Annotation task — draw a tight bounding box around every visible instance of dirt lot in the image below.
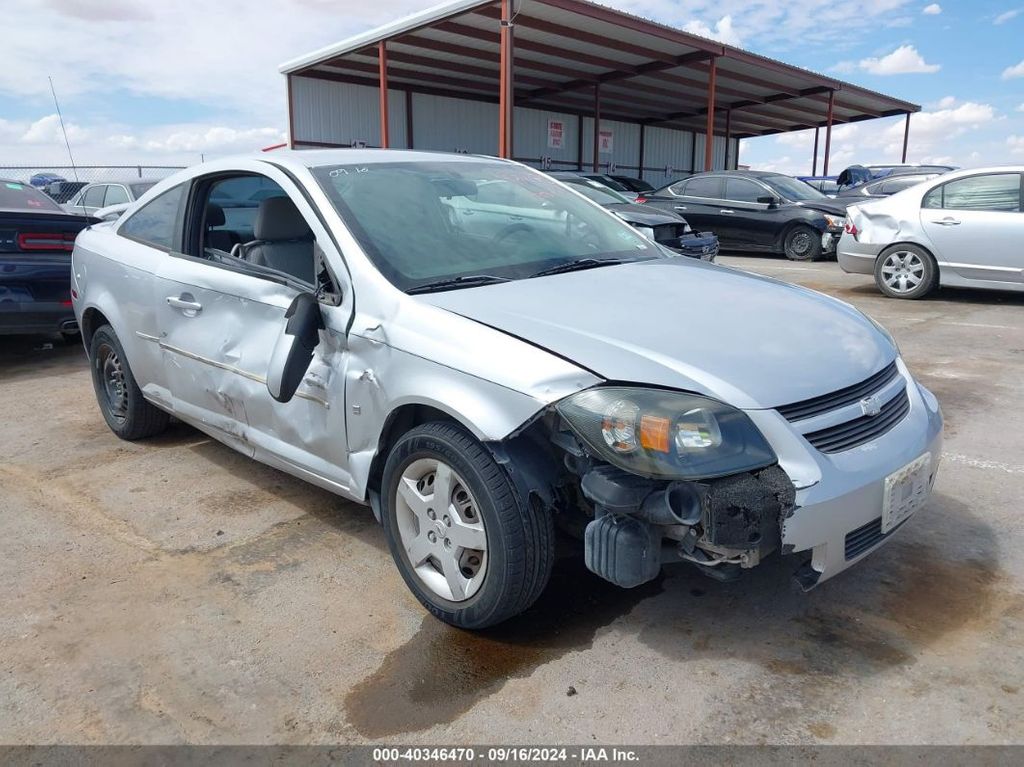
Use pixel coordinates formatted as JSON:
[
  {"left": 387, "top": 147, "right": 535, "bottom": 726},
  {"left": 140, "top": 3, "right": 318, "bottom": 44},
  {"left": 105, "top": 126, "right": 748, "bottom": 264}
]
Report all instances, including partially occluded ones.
[{"left": 2, "top": 256, "right": 1022, "bottom": 745}]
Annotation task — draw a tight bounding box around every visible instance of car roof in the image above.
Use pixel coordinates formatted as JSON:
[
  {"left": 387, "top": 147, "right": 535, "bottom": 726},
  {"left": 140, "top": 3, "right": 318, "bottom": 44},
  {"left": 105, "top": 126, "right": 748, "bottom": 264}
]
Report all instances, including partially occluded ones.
[{"left": 258, "top": 148, "right": 512, "bottom": 169}]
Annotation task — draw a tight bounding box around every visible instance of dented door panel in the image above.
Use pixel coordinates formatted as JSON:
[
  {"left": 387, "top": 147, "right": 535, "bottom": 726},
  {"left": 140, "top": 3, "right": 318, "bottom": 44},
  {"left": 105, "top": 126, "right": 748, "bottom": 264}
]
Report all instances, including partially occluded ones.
[{"left": 154, "top": 255, "right": 352, "bottom": 486}]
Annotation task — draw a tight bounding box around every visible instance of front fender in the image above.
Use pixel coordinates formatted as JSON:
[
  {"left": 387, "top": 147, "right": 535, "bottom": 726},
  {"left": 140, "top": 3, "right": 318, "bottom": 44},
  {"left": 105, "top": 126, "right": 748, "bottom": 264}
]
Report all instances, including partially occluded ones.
[{"left": 343, "top": 333, "right": 593, "bottom": 500}]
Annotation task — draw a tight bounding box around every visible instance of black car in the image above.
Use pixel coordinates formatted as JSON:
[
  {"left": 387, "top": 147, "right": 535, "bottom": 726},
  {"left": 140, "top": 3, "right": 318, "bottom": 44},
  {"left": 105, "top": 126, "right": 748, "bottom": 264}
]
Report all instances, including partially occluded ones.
[
  {"left": 834, "top": 172, "right": 940, "bottom": 201},
  {"left": 638, "top": 170, "right": 847, "bottom": 261},
  {"left": 608, "top": 175, "right": 656, "bottom": 194},
  {"left": 0, "top": 180, "right": 96, "bottom": 337},
  {"left": 557, "top": 175, "right": 718, "bottom": 261}
]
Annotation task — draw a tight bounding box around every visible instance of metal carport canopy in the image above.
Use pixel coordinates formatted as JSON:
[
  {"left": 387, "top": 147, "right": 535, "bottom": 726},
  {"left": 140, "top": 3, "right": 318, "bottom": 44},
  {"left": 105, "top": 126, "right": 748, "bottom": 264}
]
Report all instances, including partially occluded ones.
[{"left": 279, "top": 0, "right": 919, "bottom": 173}]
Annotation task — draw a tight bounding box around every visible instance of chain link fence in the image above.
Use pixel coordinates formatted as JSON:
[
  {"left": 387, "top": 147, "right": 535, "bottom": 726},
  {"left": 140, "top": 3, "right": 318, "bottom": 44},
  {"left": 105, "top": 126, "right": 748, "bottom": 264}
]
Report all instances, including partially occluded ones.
[{"left": 0, "top": 165, "right": 185, "bottom": 204}]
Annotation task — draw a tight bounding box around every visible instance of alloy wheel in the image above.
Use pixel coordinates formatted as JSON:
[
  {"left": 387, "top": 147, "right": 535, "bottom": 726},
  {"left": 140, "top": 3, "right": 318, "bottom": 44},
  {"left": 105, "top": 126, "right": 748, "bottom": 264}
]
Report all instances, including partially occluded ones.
[
  {"left": 880, "top": 250, "right": 925, "bottom": 294},
  {"left": 394, "top": 458, "right": 488, "bottom": 602}
]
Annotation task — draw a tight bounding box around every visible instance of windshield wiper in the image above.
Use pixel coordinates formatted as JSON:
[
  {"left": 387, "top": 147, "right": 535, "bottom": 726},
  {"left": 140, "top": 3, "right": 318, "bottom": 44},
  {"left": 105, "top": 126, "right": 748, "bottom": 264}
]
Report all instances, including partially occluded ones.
[
  {"left": 528, "top": 257, "right": 626, "bottom": 279},
  {"left": 406, "top": 274, "right": 510, "bottom": 294}
]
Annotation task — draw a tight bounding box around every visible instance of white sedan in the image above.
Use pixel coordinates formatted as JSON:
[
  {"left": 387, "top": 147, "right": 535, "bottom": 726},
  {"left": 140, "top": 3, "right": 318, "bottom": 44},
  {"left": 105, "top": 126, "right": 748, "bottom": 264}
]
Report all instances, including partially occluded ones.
[{"left": 838, "top": 166, "right": 1023, "bottom": 299}]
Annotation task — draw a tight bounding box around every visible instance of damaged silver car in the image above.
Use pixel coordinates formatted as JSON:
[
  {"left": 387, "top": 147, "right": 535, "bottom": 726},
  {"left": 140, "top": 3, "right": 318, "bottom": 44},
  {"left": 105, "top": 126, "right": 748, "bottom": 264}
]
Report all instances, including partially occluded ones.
[{"left": 72, "top": 150, "right": 943, "bottom": 629}]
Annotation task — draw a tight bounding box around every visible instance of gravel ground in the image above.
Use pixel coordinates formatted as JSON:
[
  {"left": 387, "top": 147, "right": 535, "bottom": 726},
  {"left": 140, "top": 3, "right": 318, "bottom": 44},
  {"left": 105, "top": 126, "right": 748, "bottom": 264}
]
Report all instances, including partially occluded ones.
[{"left": 1, "top": 255, "right": 1022, "bottom": 745}]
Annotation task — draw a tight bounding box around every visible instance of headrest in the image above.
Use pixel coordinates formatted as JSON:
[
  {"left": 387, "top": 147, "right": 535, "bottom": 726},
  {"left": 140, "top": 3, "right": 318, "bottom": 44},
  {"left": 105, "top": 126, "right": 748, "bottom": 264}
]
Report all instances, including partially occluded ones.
[
  {"left": 205, "top": 203, "right": 225, "bottom": 227},
  {"left": 253, "top": 196, "right": 310, "bottom": 241}
]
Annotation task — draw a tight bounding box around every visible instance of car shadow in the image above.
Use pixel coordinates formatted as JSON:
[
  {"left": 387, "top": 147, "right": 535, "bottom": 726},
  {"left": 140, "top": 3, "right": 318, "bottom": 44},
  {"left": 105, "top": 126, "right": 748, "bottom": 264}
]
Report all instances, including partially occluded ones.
[
  {"left": 0, "top": 333, "right": 87, "bottom": 382},
  {"left": 342, "top": 492, "right": 1014, "bottom": 738}
]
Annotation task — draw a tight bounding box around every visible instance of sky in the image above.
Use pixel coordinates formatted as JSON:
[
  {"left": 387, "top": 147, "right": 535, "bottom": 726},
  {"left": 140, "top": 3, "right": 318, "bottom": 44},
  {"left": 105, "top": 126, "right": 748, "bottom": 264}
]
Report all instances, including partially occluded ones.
[{"left": 2, "top": 0, "right": 1022, "bottom": 175}]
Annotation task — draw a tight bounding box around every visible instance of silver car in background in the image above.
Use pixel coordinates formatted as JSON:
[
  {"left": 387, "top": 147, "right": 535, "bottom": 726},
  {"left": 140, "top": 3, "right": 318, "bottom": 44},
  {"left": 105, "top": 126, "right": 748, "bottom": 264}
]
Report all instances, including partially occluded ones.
[
  {"left": 72, "top": 150, "right": 942, "bottom": 629},
  {"left": 839, "top": 166, "right": 1024, "bottom": 299}
]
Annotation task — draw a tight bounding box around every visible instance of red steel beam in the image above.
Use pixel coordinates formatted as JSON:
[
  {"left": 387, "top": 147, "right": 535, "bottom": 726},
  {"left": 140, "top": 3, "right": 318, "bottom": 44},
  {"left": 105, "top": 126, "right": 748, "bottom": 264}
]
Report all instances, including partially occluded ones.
[
  {"left": 823, "top": 89, "right": 835, "bottom": 176},
  {"left": 378, "top": 41, "right": 390, "bottom": 148},
  {"left": 723, "top": 109, "right": 732, "bottom": 169},
  {"left": 812, "top": 126, "right": 819, "bottom": 176},
  {"left": 498, "top": 0, "right": 513, "bottom": 158},
  {"left": 901, "top": 112, "right": 911, "bottom": 163},
  {"left": 704, "top": 56, "right": 717, "bottom": 171},
  {"left": 286, "top": 74, "right": 296, "bottom": 148},
  {"left": 592, "top": 83, "right": 601, "bottom": 173}
]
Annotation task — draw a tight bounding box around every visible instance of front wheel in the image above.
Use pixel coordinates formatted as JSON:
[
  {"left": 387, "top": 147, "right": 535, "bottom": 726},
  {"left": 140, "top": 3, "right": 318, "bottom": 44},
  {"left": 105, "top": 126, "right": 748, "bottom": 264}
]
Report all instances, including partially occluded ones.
[
  {"left": 89, "top": 325, "right": 170, "bottom": 440},
  {"left": 874, "top": 245, "right": 938, "bottom": 299},
  {"left": 381, "top": 421, "right": 554, "bottom": 629},
  {"left": 783, "top": 225, "right": 823, "bottom": 261}
]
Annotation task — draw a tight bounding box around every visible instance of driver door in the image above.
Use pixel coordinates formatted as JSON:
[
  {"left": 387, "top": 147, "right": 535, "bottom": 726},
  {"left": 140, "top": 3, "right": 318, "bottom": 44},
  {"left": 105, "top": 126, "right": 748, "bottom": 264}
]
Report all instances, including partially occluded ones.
[{"left": 154, "top": 167, "right": 355, "bottom": 492}]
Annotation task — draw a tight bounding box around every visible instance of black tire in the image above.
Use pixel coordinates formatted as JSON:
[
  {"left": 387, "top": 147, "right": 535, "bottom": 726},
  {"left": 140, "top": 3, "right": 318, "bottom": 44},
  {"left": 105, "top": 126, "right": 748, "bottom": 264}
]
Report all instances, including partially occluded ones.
[
  {"left": 381, "top": 421, "right": 554, "bottom": 629},
  {"left": 89, "top": 324, "right": 170, "bottom": 440},
  {"left": 783, "top": 225, "right": 824, "bottom": 261},
  {"left": 874, "top": 244, "right": 938, "bottom": 300}
]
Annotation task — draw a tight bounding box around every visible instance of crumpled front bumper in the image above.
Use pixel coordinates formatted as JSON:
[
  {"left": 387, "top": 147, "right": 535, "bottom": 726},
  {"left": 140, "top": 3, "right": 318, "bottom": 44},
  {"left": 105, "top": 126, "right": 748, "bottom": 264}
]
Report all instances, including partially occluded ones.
[
  {"left": 771, "top": 377, "right": 944, "bottom": 587},
  {"left": 670, "top": 232, "right": 719, "bottom": 261}
]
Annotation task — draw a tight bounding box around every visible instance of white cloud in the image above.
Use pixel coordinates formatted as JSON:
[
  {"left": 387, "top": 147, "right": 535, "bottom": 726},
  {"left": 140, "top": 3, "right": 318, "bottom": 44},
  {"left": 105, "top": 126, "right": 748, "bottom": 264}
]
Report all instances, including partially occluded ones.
[
  {"left": 1002, "top": 60, "right": 1024, "bottom": 79},
  {"left": 1008, "top": 136, "right": 1024, "bottom": 156},
  {"left": 934, "top": 96, "right": 957, "bottom": 109},
  {"left": 682, "top": 15, "right": 742, "bottom": 46},
  {"left": 994, "top": 8, "right": 1021, "bottom": 24},
  {"left": 0, "top": 114, "right": 284, "bottom": 165},
  {"left": 741, "top": 100, "right": 999, "bottom": 176},
  {"left": 1017, "top": 103, "right": 1024, "bottom": 112},
  {"left": 922, "top": 3, "right": 942, "bottom": 14},
  {"left": 859, "top": 45, "right": 941, "bottom": 74}
]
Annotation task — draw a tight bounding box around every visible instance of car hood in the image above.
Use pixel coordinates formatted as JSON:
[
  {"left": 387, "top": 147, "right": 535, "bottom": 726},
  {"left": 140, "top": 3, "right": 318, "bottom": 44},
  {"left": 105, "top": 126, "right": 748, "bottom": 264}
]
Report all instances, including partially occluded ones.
[
  {"left": 604, "top": 203, "right": 684, "bottom": 226},
  {"left": 793, "top": 199, "right": 849, "bottom": 215},
  {"left": 417, "top": 258, "right": 894, "bottom": 410}
]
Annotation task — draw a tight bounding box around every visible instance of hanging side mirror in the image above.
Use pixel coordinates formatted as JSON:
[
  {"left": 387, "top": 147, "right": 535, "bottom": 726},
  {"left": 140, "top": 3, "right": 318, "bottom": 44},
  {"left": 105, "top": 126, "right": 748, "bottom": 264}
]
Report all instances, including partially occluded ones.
[{"left": 267, "top": 292, "right": 324, "bottom": 403}]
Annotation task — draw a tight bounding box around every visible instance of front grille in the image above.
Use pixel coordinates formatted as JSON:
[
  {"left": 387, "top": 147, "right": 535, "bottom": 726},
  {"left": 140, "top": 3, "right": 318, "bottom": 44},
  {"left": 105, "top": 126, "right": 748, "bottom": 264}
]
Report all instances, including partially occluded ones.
[
  {"left": 803, "top": 388, "right": 910, "bottom": 453},
  {"left": 845, "top": 515, "right": 909, "bottom": 560},
  {"left": 777, "top": 361, "right": 899, "bottom": 422}
]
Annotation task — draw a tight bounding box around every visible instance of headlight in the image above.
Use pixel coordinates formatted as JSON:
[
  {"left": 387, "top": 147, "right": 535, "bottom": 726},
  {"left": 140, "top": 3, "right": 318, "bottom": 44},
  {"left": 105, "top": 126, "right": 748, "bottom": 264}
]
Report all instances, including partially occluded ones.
[
  {"left": 633, "top": 225, "right": 655, "bottom": 241},
  {"left": 823, "top": 214, "right": 845, "bottom": 229},
  {"left": 556, "top": 387, "right": 776, "bottom": 480}
]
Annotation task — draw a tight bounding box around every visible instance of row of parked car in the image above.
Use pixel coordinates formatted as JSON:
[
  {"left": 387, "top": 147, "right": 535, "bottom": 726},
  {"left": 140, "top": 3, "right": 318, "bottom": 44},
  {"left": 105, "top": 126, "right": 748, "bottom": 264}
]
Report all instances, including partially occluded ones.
[{"left": 560, "top": 162, "right": 1023, "bottom": 300}]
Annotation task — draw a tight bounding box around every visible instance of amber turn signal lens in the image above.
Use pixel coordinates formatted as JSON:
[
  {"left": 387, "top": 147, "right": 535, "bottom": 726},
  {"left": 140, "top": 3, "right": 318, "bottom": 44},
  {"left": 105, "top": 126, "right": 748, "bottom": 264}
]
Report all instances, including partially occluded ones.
[{"left": 639, "top": 414, "right": 671, "bottom": 453}]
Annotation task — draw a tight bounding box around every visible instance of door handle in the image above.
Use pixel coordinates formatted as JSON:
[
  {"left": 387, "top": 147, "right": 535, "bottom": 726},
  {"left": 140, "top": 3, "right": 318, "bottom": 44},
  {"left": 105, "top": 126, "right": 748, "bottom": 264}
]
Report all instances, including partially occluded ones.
[
  {"left": 719, "top": 209, "right": 735, "bottom": 214},
  {"left": 673, "top": 205, "right": 688, "bottom": 211},
  {"left": 166, "top": 294, "right": 203, "bottom": 314},
  {"left": 931, "top": 217, "right": 960, "bottom": 226}
]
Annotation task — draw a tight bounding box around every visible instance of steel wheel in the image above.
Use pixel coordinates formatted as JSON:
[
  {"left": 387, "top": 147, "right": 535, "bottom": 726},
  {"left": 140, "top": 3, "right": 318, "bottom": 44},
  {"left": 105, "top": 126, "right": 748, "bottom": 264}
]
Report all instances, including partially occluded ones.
[
  {"left": 96, "top": 342, "right": 128, "bottom": 424},
  {"left": 880, "top": 250, "right": 925, "bottom": 294},
  {"left": 394, "top": 457, "right": 488, "bottom": 602},
  {"left": 790, "top": 230, "right": 812, "bottom": 256}
]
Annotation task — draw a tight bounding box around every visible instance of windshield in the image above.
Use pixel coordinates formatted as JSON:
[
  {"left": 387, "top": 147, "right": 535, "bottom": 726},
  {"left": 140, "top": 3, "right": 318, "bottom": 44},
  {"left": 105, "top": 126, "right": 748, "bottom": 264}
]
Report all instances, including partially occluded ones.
[
  {"left": 313, "top": 161, "right": 659, "bottom": 292},
  {"left": 0, "top": 181, "right": 63, "bottom": 212},
  {"left": 763, "top": 175, "right": 829, "bottom": 202},
  {"left": 562, "top": 179, "right": 631, "bottom": 205}
]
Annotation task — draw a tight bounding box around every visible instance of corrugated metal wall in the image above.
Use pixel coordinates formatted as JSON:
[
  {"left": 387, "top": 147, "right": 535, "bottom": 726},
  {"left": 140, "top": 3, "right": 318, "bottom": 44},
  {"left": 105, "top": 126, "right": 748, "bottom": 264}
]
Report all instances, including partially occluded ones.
[
  {"left": 290, "top": 76, "right": 740, "bottom": 184},
  {"left": 292, "top": 77, "right": 406, "bottom": 148}
]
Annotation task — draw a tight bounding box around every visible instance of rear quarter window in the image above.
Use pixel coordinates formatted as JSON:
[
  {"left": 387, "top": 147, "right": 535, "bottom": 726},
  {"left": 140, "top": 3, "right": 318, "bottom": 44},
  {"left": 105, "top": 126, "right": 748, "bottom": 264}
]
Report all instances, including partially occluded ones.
[{"left": 119, "top": 183, "right": 188, "bottom": 251}]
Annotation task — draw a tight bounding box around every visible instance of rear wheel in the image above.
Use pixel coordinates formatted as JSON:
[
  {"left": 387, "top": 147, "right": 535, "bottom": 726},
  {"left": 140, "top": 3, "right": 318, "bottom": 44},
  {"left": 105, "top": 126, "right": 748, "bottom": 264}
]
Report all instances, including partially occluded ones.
[
  {"left": 874, "top": 244, "right": 938, "bottom": 299},
  {"left": 89, "top": 325, "right": 169, "bottom": 440},
  {"left": 381, "top": 421, "right": 554, "bottom": 629},
  {"left": 783, "top": 225, "right": 823, "bottom": 261}
]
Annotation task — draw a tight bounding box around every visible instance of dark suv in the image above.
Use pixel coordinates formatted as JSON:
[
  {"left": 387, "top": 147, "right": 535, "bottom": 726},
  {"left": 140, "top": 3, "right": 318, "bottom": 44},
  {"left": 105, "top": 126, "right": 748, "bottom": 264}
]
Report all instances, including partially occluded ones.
[{"left": 638, "top": 170, "right": 848, "bottom": 261}]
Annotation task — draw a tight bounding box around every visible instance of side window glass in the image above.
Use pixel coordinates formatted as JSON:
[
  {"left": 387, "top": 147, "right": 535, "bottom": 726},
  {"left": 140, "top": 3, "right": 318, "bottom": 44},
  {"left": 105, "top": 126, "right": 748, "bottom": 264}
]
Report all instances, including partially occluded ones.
[
  {"left": 724, "top": 178, "right": 764, "bottom": 203},
  {"left": 668, "top": 181, "right": 687, "bottom": 196},
  {"left": 940, "top": 174, "right": 1021, "bottom": 212},
  {"left": 204, "top": 175, "right": 316, "bottom": 285},
  {"left": 120, "top": 183, "right": 187, "bottom": 251},
  {"left": 684, "top": 176, "right": 723, "bottom": 199},
  {"left": 83, "top": 186, "right": 106, "bottom": 208},
  {"left": 921, "top": 186, "right": 943, "bottom": 209},
  {"left": 104, "top": 185, "right": 130, "bottom": 206}
]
